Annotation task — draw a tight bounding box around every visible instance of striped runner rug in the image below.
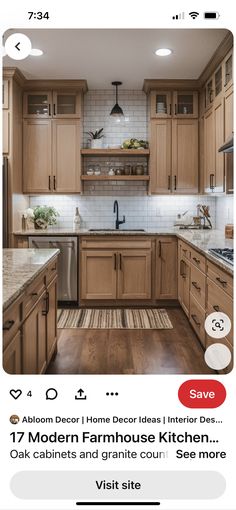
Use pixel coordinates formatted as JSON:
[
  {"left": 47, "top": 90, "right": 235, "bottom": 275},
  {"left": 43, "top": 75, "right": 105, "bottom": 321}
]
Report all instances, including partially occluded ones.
[{"left": 57, "top": 309, "right": 173, "bottom": 329}]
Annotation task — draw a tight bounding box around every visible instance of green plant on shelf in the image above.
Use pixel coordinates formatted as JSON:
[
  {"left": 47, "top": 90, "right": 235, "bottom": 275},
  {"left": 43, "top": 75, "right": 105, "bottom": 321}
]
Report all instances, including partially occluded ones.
[{"left": 33, "top": 205, "right": 59, "bottom": 229}]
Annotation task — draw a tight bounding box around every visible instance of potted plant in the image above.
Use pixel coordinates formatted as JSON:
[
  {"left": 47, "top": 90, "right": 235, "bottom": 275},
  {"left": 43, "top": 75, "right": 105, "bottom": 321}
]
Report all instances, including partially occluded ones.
[
  {"left": 86, "top": 128, "right": 104, "bottom": 149},
  {"left": 24, "top": 205, "right": 59, "bottom": 229}
]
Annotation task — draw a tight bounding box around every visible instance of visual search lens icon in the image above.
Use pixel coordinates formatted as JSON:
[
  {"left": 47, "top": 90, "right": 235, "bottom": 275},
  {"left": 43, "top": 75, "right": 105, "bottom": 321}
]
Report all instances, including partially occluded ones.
[
  {"left": 211, "top": 318, "right": 224, "bottom": 332},
  {"left": 189, "top": 11, "right": 199, "bottom": 19}
]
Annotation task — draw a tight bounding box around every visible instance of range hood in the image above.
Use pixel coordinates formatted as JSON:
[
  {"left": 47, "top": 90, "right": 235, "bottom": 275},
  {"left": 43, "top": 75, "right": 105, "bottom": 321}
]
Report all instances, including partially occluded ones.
[{"left": 218, "top": 137, "right": 234, "bottom": 153}]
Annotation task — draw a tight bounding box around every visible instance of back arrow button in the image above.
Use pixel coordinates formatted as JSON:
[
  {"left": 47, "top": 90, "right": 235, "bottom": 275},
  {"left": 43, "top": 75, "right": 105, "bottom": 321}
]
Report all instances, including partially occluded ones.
[{"left": 15, "top": 42, "right": 21, "bottom": 51}]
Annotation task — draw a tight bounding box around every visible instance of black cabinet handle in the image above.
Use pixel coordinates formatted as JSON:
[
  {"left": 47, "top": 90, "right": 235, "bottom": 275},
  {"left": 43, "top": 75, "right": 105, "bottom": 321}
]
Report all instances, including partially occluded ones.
[
  {"left": 174, "top": 175, "right": 177, "bottom": 190},
  {"left": 48, "top": 175, "right": 51, "bottom": 190},
  {"left": 192, "top": 281, "right": 201, "bottom": 291},
  {"left": 213, "top": 305, "right": 220, "bottom": 312},
  {"left": 114, "top": 253, "right": 116, "bottom": 270},
  {"left": 119, "top": 253, "right": 122, "bottom": 270},
  {"left": 48, "top": 104, "right": 51, "bottom": 116},
  {"left": 31, "top": 292, "right": 38, "bottom": 297},
  {"left": 191, "top": 314, "right": 201, "bottom": 327},
  {"left": 53, "top": 176, "right": 56, "bottom": 190},
  {"left": 180, "top": 260, "right": 186, "bottom": 278},
  {"left": 53, "top": 104, "right": 56, "bottom": 116},
  {"left": 169, "top": 104, "right": 172, "bottom": 116},
  {"left": 210, "top": 173, "right": 215, "bottom": 190},
  {"left": 168, "top": 175, "right": 171, "bottom": 190},
  {"left": 159, "top": 240, "right": 162, "bottom": 258},
  {"left": 174, "top": 103, "right": 177, "bottom": 115},
  {"left": 3, "top": 320, "right": 15, "bottom": 331},
  {"left": 42, "top": 292, "right": 49, "bottom": 316},
  {"left": 193, "top": 257, "right": 200, "bottom": 264},
  {"left": 216, "top": 277, "right": 227, "bottom": 286}
]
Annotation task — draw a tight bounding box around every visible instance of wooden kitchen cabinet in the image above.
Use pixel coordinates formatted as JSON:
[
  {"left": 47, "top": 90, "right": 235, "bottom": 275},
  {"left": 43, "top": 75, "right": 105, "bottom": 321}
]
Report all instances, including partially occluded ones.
[
  {"left": 172, "top": 119, "right": 198, "bottom": 193},
  {"left": 150, "top": 90, "right": 198, "bottom": 118},
  {"left": 3, "top": 110, "right": 10, "bottom": 154},
  {"left": 204, "top": 96, "right": 224, "bottom": 193},
  {"left": 52, "top": 120, "right": 81, "bottom": 192},
  {"left": 156, "top": 237, "right": 177, "bottom": 299},
  {"left": 150, "top": 118, "right": 198, "bottom": 194},
  {"left": 117, "top": 250, "right": 151, "bottom": 299},
  {"left": 81, "top": 250, "right": 117, "bottom": 300},
  {"left": 80, "top": 237, "right": 152, "bottom": 302},
  {"left": 223, "top": 49, "right": 233, "bottom": 92},
  {"left": 46, "top": 277, "right": 58, "bottom": 362},
  {"left": 23, "top": 118, "right": 81, "bottom": 193},
  {"left": 23, "top": 90, "right": 81, "bottom": 118},
  {"left": 150, "top": 119, "right": 171, "bottom": 193},
  {"left": 23, "top": 119, "right": 52, "bottom": 193},
  {"left": 23, "top": 291, "right": 47, "bottom": 374},
  {"left": 178, "top": 256, "right": 190, "bottom": 317},
  {"left": 2, "top": 79, "right": 9, "bottom": 109},
  {"left": 224, "top": 85, "right": 233, "bottom": 142},
  {"left": 3, "top": 330, "right": 22, "bottom": 375}
]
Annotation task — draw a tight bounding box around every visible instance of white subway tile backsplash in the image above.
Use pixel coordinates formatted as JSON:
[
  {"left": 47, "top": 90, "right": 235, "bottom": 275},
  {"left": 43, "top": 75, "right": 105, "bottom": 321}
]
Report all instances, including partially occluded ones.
[{"left": 215, "top": 195, "right": 234, "bottom": 230}]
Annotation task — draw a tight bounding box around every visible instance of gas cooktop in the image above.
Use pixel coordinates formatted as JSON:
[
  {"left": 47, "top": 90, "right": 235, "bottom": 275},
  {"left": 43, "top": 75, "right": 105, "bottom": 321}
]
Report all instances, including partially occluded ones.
[{"left": 208, "top": 248, "right": 234, "bottom": 265}]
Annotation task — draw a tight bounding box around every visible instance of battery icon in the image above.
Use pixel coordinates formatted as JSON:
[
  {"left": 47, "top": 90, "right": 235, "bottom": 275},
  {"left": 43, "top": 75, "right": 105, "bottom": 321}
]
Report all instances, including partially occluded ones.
[{"left": 204, "top": 12, "right": 220, "bottom": 19}]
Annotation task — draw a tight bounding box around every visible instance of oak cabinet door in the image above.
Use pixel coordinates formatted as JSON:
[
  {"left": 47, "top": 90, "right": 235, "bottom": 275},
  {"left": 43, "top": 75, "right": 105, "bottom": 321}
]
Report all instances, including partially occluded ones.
[
  {"left": 52, "top": 91, "right": 81, "bottom": 118},
  {"left": 156, "top": 237, "right": 177, "bottom": 299},
  {"left": 117, "top": 250, "right": 151, "bottom": 299},
  {"left": 173, "top": 91, "right": 198, "bottom": 118},
  {"left": 150, "top": 119, "right": 171, "bottom": 193},
  {"left": 3, "top": 330, "right": 22, "bottom": 374},
  {"left": 52, "top": 119, "right": 81, "bottom": 192},
  {"left": 47, "top": 278, "right": 58, "bottom": 363},
  {"left": 23, "top": 119, "right": 52, "bottom": 193},
  {"left": 150, "top": 91, "right": 172, "bottom": 118},
  {"left": 3, "top": 110, "right": 9, "bottom": 154},
  {"left": 23, "top": 294, "right": 47, "bottom": 374},
  {"left": 81, "top": 250, "right": 117, "bottom": 300},
  {"left": 224, "top": 85, "right": 233, "bottom": 142},
  {"left": 172, "top": 119, "right": 198, "bottom": 193},
  {"left": 23, "top": 91, "right": 52, "bottom": 118},
  {"left": 214, "top": 97, "right": 224, "bottom": 192},
  {"left": 178, "top": 257, "right": 190, "bottom": 317},
  {"left": 204, "top": 109, "right": 215, "bottom": 193}
]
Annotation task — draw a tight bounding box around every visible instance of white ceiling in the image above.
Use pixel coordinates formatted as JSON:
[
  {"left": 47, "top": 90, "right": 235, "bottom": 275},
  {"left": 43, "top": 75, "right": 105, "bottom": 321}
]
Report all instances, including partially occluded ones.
[{"left": 3, "top": 29, "right": 229, "bottom": 89}]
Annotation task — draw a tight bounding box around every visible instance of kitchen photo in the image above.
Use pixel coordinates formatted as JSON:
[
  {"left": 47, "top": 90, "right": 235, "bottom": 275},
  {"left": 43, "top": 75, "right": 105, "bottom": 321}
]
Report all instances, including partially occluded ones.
[{"left": 2, "top": 28, "right": 234, "bottom": 375}]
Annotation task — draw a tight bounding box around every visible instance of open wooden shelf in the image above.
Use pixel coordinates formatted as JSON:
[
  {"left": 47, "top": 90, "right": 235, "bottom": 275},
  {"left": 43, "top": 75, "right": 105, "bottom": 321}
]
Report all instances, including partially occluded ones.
[
  {"left": 81, "top": 175, "right": 150, "bottom": 181},
  {"left": 81, "top": 148, "right": 150, "bottom": 156}
]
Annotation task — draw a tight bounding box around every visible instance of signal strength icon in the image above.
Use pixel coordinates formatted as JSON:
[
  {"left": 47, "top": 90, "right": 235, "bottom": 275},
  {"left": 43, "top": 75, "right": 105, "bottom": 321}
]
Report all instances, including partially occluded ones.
[
  {"left": 189, "top": 11, "right": 199, "bottom": 19},
  {"left": 172, "top": 12, "right": 185, "bottom": 20}
]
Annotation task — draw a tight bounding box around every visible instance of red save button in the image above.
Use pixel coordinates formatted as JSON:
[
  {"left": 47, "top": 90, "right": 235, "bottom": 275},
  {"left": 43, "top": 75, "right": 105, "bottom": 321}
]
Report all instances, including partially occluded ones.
[{"left": 178, "top": 380, "right": 226, "bottom": 408}]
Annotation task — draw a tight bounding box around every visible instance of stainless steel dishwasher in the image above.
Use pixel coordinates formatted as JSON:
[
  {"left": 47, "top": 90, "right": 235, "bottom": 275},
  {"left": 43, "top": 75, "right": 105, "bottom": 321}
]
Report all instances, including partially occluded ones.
[{"left": 29, "top": 236, "right": 78, "bottom": 303}]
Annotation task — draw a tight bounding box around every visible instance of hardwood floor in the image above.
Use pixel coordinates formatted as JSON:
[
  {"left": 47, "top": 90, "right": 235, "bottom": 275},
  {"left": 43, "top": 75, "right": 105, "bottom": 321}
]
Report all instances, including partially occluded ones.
[{"left": 47, "top": 307, "right": 215, "bottom": 375}]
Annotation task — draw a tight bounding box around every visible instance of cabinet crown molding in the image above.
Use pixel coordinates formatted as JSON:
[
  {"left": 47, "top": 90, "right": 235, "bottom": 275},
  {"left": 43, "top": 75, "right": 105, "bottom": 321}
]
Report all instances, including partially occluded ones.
[{"left": 3, "top": 67, "right": 88, "bottom": 92}]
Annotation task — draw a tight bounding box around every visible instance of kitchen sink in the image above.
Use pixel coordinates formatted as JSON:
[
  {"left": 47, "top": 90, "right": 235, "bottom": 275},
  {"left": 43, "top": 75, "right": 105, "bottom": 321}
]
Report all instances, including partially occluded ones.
[{"left": 89, "top": 228, "right": 146, "bottom": 232}]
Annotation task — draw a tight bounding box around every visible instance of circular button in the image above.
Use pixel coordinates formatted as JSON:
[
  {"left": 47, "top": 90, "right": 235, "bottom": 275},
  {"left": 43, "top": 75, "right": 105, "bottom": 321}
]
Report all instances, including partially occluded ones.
[
  {"left": 5, "top": 33, "right": 32, "bottom": 60},
  {"left": 204, "top": 311, "right": 231, "bottom": 339},
  {"left": 204, "top": 343, "right": 232, "bottom": 370},
  {"left": 178, "top": 380, "right": 226, "bottom": 408}
]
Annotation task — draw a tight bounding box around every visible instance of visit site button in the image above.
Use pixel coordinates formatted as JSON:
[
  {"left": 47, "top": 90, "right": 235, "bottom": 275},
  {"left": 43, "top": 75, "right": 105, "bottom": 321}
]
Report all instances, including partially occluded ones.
[{"left": 178, "top": 380, "right": 226, "bottom": 408}]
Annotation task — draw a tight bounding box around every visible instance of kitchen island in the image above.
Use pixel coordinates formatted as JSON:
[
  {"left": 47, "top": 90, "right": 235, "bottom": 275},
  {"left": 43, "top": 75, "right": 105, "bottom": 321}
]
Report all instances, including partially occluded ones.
[{"left": 3, "top": 249, "right": 59, "bottom": 374}]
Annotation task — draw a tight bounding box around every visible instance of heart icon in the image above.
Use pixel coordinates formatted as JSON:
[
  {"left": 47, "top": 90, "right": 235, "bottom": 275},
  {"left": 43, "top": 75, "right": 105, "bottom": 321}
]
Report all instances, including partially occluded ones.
[{"left": 10, "top": 389, "right": 22, "bottom": 400}]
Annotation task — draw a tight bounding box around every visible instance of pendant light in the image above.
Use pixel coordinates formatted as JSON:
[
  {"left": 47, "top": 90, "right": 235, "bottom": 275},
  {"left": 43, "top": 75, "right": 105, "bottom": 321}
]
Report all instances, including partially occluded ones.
[{"left": 110, "top": 81, "right": 124, "bottom": 117}]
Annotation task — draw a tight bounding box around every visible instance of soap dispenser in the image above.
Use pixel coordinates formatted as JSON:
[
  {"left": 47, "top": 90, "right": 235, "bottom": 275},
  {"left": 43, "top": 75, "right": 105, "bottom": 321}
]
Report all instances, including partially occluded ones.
[{"left": 73, "top": 207, "right": 81, "bottom": 231}]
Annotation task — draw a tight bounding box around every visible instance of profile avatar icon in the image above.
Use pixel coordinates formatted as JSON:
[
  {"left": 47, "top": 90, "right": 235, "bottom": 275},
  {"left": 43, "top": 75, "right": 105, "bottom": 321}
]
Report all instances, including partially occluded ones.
[{"left": 10, "top": 414, "right": 20, "bottom": 424}]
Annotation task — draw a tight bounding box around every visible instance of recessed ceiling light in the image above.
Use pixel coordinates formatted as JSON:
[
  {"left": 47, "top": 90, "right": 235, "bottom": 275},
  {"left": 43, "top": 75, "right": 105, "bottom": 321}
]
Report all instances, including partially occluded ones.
[
  {"left": 155, "top": 48, "right": 172, "bottom": 56},
  {"left": 30, "top": 48, "right": 43, "bottom": 56}
]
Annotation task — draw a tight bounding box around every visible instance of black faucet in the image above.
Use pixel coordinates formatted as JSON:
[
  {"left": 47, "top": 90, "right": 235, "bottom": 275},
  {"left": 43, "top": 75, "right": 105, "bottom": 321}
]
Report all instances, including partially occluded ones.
[{"left": 113, "top": 200, "right": 126, "bottom": 230}]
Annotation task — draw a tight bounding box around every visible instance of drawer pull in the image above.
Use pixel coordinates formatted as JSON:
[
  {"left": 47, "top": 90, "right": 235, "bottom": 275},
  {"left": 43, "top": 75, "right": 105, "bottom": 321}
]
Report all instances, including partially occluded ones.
[
  {"left": 180, "top": 260, "right": 186, "bottom": 278},
  {"left": 3, "top": 319, "right": 15, "bottom": 331},
  {"left": 42, "top": 292, "right": 49, "bottom": 316},
  {"left": 193, "top": 257, "right": 200, "bottom": 264},
  {"left": 213, "top": 305, "right": 220, "bottom": 312},
  {"left": 216, "top": 277, "right": 227, "bottom": 287},
  {"left": 31, "top": 292, "right": 38, "bottom": 296},
  {"left": 182, "top": 249, "right": 187, "bottom": 253},
  {"left": 192, "top": 281, "right": 201, "bottom": 291},
  {"left": 114, "top": 253, "right": 116, "bottom": 270},
  {"left": 191, "top": 314, "right": 201, "bottom": 327},
  {"left": 119, "top": 253, "right": 122, "bottom": 270}
]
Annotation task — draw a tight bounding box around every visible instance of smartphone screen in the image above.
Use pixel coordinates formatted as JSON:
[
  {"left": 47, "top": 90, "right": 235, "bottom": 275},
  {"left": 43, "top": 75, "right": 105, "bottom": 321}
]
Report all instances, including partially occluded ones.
[{"left": 1, "top": 2, "right": 235, "bottom": 509}]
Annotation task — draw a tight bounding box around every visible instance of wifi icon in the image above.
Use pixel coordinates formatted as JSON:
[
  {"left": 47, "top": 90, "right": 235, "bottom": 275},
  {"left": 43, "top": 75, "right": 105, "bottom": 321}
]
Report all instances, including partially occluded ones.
[{"left": 189, "top": 11, "right": 199, "bottom": 19}]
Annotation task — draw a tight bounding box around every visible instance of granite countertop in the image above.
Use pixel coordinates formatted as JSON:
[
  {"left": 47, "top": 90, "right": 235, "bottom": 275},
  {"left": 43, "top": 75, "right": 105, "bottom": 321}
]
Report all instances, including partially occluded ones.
[
  {"left": 3, "top": 249, "right": 60, "bottom": 311},
  {"left": 13, "top": 228, "right": 234, "bottom": 275}
]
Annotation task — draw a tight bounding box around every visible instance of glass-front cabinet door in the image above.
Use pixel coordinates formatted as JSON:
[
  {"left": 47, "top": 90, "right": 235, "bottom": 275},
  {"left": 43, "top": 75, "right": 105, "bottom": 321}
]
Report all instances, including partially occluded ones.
[
  {"left": 173, "top": 91, "right": 198, "bottom": 118},
  {"left": 150, "top": 91, "right": 172, "bottom": 118},
  {"left": 224, "top": 50, "right": 233, "bottom": 91},
  {"left": 23, "top": 91, "right": 52, "bottom": 118},
  {"left": 205, "top": 78, "right": 214, "bottom": 110},
  {"left": 52, "top": 91, "right": 81, "bottom": 118},
  {"left": 214, "top": 66, "right": 222, "bottom": 98}
]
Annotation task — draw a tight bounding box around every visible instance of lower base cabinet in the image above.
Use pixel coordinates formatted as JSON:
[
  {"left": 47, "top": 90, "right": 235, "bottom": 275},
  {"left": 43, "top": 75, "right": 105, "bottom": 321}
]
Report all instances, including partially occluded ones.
[
  {"left": 156, "top": 237, "right": 177, "bottom": 299},
  {"left": 3, "top": 330, "right": 21, "bottom": 374},
  {"left": 3, "top": 258, "right": 58, "bottom": 374},
  {"left": 81, "top": 238, "right": 152, "bottom": 301},
  {"left": 189, "top": 293, "right": 206, "bottom": 347},
  {"left": 178, "top": 257, "right": 190, "bottom": 316}
]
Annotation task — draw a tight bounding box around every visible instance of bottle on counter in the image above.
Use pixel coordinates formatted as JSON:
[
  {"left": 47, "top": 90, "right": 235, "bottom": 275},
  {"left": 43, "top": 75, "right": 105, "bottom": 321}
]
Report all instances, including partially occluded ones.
[{"left": 73, "top": 207, "right": 81, "bottom": 231}]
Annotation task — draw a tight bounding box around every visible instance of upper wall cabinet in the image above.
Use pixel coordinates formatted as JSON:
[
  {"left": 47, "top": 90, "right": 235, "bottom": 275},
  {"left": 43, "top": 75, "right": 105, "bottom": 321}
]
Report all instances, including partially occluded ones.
[
  {"left": 2, "top": 80, "right": 9, "bottom": 109},
  {"left": 23, "top": 90, "right": 81, "bottom": 118},
  {"left": 223, "top": 49, "right": 233, "bottom": 92},
  {"left": 150, "top": 90, "right": 198, "bottom": 118}
]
